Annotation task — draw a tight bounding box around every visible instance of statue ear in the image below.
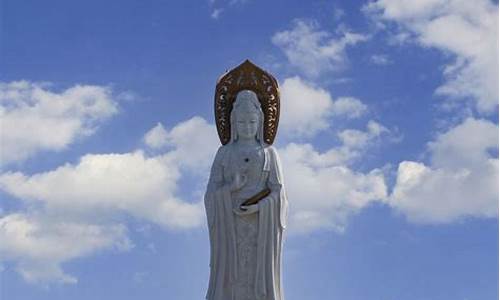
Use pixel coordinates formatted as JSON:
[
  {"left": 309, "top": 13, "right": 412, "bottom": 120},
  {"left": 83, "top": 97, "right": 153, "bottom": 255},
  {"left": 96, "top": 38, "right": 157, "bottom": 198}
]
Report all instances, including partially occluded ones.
[
  {"left": 230, "top": 110, "right": 237, "bottom": 143},
  {"left": 257, "top": 110, "right": 265, "bottom": 144},
  {"left": 231, "top": 120, "right": 238, "bottom": 142}
]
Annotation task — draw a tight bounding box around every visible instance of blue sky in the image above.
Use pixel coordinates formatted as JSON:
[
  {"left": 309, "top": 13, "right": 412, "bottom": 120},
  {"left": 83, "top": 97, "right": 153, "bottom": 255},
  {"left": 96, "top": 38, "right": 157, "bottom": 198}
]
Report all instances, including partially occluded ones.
[{"left": 0, "top": 0, "right": 498, "bottom": 299}]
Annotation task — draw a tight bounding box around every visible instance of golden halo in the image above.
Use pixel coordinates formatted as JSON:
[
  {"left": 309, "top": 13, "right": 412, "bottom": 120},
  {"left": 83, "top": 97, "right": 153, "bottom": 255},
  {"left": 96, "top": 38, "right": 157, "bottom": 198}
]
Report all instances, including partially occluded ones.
[{"left": 214, "top": 59, "right": 280, "bottom": 145}]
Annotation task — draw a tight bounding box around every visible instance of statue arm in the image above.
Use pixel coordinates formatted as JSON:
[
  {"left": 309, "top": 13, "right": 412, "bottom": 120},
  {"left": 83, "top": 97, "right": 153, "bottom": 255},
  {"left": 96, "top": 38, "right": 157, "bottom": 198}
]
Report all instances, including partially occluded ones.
[
  {"left": 206, "top": 147, "right": 226, "bottom": 190},
  {"left": 263, "top": 146, "right": 288, "bottom": 229},
  {"left": 267, "top": 146, "right": 284, "bottom": 197},
  {"left": 204, "top": 146, "right": 226, "bottom": 229}
]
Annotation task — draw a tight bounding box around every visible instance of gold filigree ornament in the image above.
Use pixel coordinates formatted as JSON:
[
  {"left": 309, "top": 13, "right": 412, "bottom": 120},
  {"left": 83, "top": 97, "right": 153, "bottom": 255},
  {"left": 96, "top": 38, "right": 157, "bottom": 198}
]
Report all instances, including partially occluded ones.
[{"left": 214, "top": 59, "right": 280, "bottom": 145}]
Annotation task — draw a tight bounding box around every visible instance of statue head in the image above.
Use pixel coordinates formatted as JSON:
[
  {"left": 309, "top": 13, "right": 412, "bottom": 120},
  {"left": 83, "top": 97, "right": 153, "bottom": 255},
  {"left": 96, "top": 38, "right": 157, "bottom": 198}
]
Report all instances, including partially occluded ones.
[{"left": 230, "top": 90, "right": 265, "bottom": 144}]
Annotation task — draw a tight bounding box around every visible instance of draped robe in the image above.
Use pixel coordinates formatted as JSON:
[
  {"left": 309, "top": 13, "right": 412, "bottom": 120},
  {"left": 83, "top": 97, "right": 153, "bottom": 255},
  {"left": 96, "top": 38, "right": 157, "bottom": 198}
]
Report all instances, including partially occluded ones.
[{"left": 204, "top": 144, "right": 288, "bottom": 300}]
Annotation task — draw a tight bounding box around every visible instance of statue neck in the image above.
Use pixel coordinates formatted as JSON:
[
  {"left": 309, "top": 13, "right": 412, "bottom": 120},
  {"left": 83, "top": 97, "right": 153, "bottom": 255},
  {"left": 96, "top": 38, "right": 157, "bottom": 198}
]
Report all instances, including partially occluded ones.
[{"left": 236, "top": 137, "right": 260, "bottom": 147}]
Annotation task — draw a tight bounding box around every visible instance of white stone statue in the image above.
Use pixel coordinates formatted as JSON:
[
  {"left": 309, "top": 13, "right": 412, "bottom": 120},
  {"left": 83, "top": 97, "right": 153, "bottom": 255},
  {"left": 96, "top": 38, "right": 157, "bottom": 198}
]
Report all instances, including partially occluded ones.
[{"left": 204, "top": 89, "right": 288, "bottom": 300}]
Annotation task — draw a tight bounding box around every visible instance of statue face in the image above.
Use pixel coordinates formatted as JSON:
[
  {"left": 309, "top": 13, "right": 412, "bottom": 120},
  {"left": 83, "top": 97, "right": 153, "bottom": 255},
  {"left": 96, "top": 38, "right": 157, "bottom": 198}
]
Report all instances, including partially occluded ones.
[{"left": 235, "top": 111, "right": 259, "bottom": 140}]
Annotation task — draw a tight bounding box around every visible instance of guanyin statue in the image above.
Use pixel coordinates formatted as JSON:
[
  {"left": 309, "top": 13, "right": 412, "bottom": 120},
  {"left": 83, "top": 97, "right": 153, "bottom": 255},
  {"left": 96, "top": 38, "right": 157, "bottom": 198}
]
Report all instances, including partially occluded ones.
[{"left": 204, "top": 60, "right": 288, "bottom": 300}]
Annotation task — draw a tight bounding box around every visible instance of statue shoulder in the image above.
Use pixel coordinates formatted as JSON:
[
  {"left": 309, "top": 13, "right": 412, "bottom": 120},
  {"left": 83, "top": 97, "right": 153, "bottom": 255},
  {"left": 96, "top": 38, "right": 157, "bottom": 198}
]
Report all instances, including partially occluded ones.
[
  {"left": 264, "top": 144, "right": 279, "bottom": 157},
  {"left": 214, "top": 144, "right": 231, "bottom": 164},
  {"left": 263, "top": 144, "right": 282, "bottom": 167}
]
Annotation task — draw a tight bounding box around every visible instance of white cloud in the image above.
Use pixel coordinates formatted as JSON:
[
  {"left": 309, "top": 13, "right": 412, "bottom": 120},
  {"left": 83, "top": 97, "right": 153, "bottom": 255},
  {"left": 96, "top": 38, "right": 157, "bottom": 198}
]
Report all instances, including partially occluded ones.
[
  {"left": 428, "top": 117, "right": 498, "bottom": 169},
  {"left": 280, "top": 77, "right": 368, "bottom": 138},
  {"left": 211, "top": 8, "right": 223, "bottom": 19},
  {"left": 280, "top": 143, "right": 387, "bottom": 233},
  {"left": 161, "top": 116, "right": 220, "bottom": 172},
  {"left": 279, "top": 77, "right": 334, "bottom": 137},
  {"left": 331, "top": 97, "right": 368, "bottom": 118},
  {"left": 208, "top": 0, "right": 248, "bottom": 19},
  {"left": 0, "top": 81, "right": 119, "bottom": 165},
  {"left": 0, "top": 117, "right": 217, "bottom": 231},
  {"left": 370, "top": 54, "right": 392, "bottom": 65},
  {"left": 389, "top": 118, "right": 498, "bottom": 223},
  {"left": 143, "top": 117, "right": 219, "bottom": 170},
  {"left": 0, "top": 151, "right": 204, "bottom": 229},
  {"left": 333, "top": 7, "right": 345, "bottom": 20},
  {"left": 277, "top": 77, "right": 388, "bottom": 232},
  {"left": 272, "top": 19, "right": 369, "bottom": 77},
  {"left": 0, "top": 213, "right": 132, "bottom": 284},
  {"left": 0, "top": 116, "right": 218, "bottom": 284},
  {"left": 364, "top": 0, "right": 499, "bottom": 113},
  {"left": 143, "top": 123, "right": 169, "bottom": 149},
  {"left": 278, "top": 118, "right": 390, "bottom": 233},
  {"left": 337, "top": 120, "right": 388, "bottom": 149}
]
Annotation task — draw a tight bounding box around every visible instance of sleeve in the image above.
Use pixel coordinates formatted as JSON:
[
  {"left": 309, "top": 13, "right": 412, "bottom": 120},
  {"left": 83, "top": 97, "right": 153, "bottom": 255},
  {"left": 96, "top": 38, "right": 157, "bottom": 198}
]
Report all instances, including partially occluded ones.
[
  {"left": 265, "top": 146, "right": 288, "bottom": 229},
  {"left": 204, "top": 146, "right": 226, "bottom": 229}
]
